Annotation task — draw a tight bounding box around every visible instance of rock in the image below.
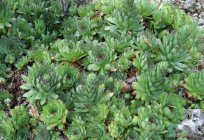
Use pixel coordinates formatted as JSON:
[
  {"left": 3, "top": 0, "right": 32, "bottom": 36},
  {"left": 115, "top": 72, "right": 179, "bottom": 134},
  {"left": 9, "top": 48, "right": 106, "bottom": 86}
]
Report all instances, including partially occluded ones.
[
  {"left": 177, "top": 109, "right": 204, "bottom": 140},
  {"left": 200, "top": 12, "right": 204, "bottom": 18},
  {"left": 193, "top": 13, "right": 199, "bottom": 17},
  {"left": 198, "top": 0, "right": 204, "bottom": 7},
  {"left": 198, "top": 18, "right": 204, "bottom": 25},
  {"left": 182, "top": 0, "right": 196, "bottom": 10},
  {"left": 120, "top": 81, "right": 131, "bottom": 93}
]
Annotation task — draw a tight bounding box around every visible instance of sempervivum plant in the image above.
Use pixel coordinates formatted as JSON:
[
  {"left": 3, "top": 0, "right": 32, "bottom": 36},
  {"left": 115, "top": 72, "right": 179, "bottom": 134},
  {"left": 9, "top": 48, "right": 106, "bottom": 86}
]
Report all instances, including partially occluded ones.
[
  {"left": 0, "top": 0, "right": 13, "bottom": 32},
  {"left": 87, "top": 41, "right": 116, "bottom": 73},
  {"left": 65, "top": 117, "right": 86, "bottom": 140},
  {"left": 21, "top": 63, "right": 62, "bottom": 105},
  {"left": 133, "top": 62, "right": 169, "bottom": 101},
  {"left": 11, "top": 106, "right": 31, "bottom": 139},
  {"left": 132, "top": 106, "right": 166, "bottom": 139},
  {"left": 72, "top": 73, "right": 114, "bottom": 113},
  {"left": 108, "top": 107, "right": 132, "bottom": 139},
  {"left": 114, "top": 107, "right": 133, "bottom": 128},
  {"left": 185, "top": 70, "right": 204, "bottom": 100},
  {"left": 157, "top": 33, "right": 191, "bottom": 71},
  {"left": 157, "top": 24, "right": 201, "bottom": 71},
  {"left": 105, "top": 33, "right": 133, "bottom": 53},
  {"left": 62, "top": 16, "right": 98, "bottom": 41},
  {"left": 0, "top": 111, "right": 15, "bottom": 140},
  {"left": 58, "top": 64, "right": 79, "bottom": 90},
  {"left": 11, "top": 106, "right": 30, "bottom": 130},
  {"left": 51, "top": 39, "right": 85, "bottom": 62},
  {"left": 86, "top": 122, "right": 106, "bottom": 139},
  {"left": 12, "top": 17, "right": 35, "bottom": 41},
  {"left": 108, "top": 121, "right": 124, "bottom": 139},
  {"left": 40, "top": 99, "right": 68, "bottom": 130},
  {"left": 68, "top": 72, "right": 121, "bottom": 123},
  {"left": 105, "top": 0, "right": 144, "bottom": 36}
]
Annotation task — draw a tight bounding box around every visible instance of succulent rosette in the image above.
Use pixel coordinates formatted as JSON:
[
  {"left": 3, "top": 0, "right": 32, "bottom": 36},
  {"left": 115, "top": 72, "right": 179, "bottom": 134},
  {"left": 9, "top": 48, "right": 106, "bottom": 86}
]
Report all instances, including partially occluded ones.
[
  {"left": 21, "top": 63, "right": 61, "bottom": 105},
  {"left": 114, "top": 108, "right": 132, "bottom": 128},
  {"left": 87, "top": 42, "right": 116, "bottom": 72},
  {"left": 40, "top": 99, "right": 68, "bottom": 130},
  {"left": 66, "top": 117, "right": 86, "bottom": 140},
  {"left": 86, "top": 122, "right": 106, "bottom": 139},
  {"left": 11, "top": 106, "right": 30, "bottom": 129},
  {"left": 0, "top": 111, "right": 15, "bottom": 140},
  {"left": 58, "top": 64, "right": 79, "bottom": 90},
  {"left": 108, "top": 122, "right": 124, "bottom": 139}
]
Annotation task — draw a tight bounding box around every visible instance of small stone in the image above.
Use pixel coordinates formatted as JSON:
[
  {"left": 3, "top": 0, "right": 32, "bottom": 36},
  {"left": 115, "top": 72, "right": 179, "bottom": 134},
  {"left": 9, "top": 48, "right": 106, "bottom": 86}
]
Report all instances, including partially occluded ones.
[
  {"left": 192, "top": 13, "right": 198, "bottom": 17},
  {"left": 120, "top": 81, "right": 131, "bottom": 93},
  {"left": 177, "top": 109, "right": 204, "bottom": 140},
  {"left": 131, "top": 91, "right": 137, "bottom": 96},
  {"left": 126, "top": 76, "right": 136, "bottom": 84},
  {"left": 182, "top": 0, "right": 195, "bottom": 10},
  {"left": 198, "top": 19, "right": 204, "bottom": 25},
  {"left": 200, "top": 12, "right": 204, "bottom": 18},
  {"left": 201, "top": 25, "right": 204, "bottom": 28}
]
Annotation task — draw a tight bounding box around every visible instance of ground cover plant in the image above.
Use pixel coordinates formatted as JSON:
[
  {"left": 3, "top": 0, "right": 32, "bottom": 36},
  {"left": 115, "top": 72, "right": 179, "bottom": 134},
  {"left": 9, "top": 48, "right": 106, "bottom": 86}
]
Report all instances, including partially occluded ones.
[{"left": 0, "top": 0, "right": 204, "bottom": 139}]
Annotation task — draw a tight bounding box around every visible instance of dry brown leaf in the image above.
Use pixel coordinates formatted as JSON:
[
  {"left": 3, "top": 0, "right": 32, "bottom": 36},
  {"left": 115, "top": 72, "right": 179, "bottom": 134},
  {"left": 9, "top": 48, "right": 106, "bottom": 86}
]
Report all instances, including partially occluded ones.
[{"left": 29, "top": 104, "right": 39, "bottom": 117}]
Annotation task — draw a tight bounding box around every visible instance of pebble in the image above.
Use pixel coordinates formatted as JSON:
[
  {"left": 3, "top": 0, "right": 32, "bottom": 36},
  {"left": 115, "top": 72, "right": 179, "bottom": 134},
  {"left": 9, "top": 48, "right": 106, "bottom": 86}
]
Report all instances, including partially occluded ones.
[{"left": 177, "top": 109, "right": 204, "bottom": 140}]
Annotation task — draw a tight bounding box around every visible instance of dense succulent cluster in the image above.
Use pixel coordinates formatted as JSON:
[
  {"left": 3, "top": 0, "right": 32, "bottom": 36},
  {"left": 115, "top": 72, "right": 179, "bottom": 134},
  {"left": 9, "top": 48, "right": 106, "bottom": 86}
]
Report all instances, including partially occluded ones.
[
  {"left": 21, "top": 62, "right": 79, "bottom": 105},
  {"left": 0, "top": 0, "right": 204, "bottom": 139},
  {"left": 0, "top": 106, "right": 31, "bottom": 139}
]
